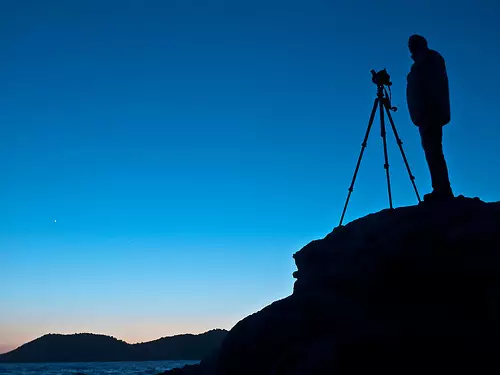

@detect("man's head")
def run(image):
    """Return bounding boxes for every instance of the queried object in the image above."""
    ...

[408,34,428,56]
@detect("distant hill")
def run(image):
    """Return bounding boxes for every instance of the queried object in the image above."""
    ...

[0,330,227,363]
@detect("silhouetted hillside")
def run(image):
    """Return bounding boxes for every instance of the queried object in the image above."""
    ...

[133,330,228,361]
[0,330,227,363]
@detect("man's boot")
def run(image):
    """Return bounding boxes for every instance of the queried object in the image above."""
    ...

[423,188,454,203]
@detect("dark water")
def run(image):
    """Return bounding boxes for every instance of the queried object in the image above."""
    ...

[0,360,199,375]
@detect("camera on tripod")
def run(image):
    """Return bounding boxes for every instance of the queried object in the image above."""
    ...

[371,69,392,87]
[338,67,421,227]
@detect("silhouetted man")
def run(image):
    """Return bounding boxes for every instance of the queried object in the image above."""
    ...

[406,35,454,202]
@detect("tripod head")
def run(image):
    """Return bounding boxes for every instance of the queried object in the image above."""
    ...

[371,69,392,87]
[371,69,397,112]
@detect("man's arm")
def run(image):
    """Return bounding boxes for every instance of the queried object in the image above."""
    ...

[423,51,451,125]
[406,66,426,126]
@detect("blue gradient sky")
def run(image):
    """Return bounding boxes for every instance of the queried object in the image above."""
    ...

[1,0,499,352]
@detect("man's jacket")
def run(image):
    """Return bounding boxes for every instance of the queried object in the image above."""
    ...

[406,48,451,128]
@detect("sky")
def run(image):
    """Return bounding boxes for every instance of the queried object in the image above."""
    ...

[1,0,500,353]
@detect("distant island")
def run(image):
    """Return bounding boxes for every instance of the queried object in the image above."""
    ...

[0,330,227,363]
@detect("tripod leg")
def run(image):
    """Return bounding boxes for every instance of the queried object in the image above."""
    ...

[379,98,393,209]
[383,102,422,203]
[339,98,379,227]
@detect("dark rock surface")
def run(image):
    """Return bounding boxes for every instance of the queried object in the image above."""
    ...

[163,196,500,374]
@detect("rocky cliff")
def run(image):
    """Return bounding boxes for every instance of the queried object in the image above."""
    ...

[165,196,500,374]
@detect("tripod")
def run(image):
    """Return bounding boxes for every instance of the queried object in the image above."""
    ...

[338,82,421,227]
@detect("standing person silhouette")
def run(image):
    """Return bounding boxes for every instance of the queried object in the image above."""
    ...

[406,35,454,202]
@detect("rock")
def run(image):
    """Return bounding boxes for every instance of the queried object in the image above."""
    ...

[158,350,219,375]
[211,196,500,374]
[157,363,200,375]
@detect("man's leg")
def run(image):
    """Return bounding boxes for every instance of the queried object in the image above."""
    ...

[419,125,453,196]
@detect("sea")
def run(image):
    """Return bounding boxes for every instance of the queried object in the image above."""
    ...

[0,360,200,375]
